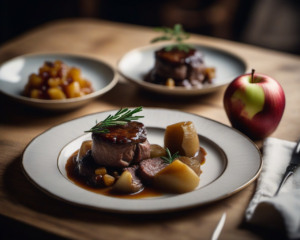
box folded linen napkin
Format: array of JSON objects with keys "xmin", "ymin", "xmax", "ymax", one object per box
[{"xmin": 245, "ymin": 138, "xmax": 300, "ymax": 239}]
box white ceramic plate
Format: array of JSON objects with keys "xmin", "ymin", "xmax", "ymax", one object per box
[
  {"xmin": 0, "ymin": 53, "xmax": 118, "ymax": 110},
  {"xmin": 22, "ymin": 108, "xmax": 262, "ymax": 213},
  {"xmin": 117, "ymin": 44, "xmax": 248, "ymax": 96}
]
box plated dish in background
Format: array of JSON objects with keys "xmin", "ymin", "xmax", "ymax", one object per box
[
  {"xmin": 117, "ymin": 44, "xmax": 247, "ymax": 96},
  {"xmin": 0, "ymin": 53, "xmax": 117, "ymax": 110},
  {"xmin": 22, "ymin": 108, "xmax": 262, "ymax": 213},
  {"xmin": 145, "ymin": 24, "xmax": 216, "ymax": 88},
  {"xmin": 23, "ymin": 60, "xmax": 94, "ymax": 100}
]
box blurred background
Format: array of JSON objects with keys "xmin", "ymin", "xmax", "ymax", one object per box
[{"xmin": 0, "ymin": 0, "xmax": 299, "ymax": 55}]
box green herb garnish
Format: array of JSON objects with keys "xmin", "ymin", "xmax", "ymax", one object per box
[
  {"xmin": 84, "ymin": 107, "xmax": 144, "ymax": 134},
  {"xmin": 150, "ymin": 24, "xmax": 194, "ymax": 53},
  {"xmin": 161, "ymin": 148, "xmax": 180, "ymax": 164}
]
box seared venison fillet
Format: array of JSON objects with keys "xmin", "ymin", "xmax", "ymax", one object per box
[
  {"xmin": 138, "ymin": 158, "xmax": 169, "ymax": 185},
  {"xmin": 92, "ymin": 122, "xmax": 151, "ymax": 167},
  {"xmin": 145, "ymin": 48, "xmax": 206, "ymax": 87}
]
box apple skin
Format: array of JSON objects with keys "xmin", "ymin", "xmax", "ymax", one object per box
[{"xmin": 223, "ymin": 72, "xmax": 285, "ymax": 140}]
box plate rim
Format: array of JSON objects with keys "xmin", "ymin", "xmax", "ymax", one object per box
[
  {"xmin": 0, "ymin": 51, "xmax": 119, "ymax": 104},
  {"xmin": 116, "ymin": 43, "xmax": 250, "ymax": 94},
  {"xmin": 21, "ymin": 108, "xmax": 263, "ymax": 214}
]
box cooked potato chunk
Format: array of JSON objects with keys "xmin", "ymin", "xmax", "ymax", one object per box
[
  {"xmin": 153, "ymin": 159, "xmax": 200, "ymax": 193},
  {"xmin": 113, "ymin": 171, "xmax": 141, "ymax": 194},
  {"xmin": 77, "ymin": 140, "xmax": 93, "ymax": 161},
  {"xmin": 164, "ymin": 121, "xmax": 200, "ymax": 157},
  {"xmin": 150, "ymin": 144, "xmax": 167, "ymax": 158}
]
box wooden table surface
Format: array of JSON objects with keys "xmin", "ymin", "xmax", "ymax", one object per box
[{"xmin": 0, "ymin": 19, "xmax": 300, "ymax": 240}]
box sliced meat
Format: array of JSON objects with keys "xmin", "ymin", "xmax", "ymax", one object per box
[
  {"xmin": 92, "ymin": 122, "xmax": 151, "ymax": 167},
  {"xmin": 138, "ymin": 158, "xmax": 169, "ymax": 185}
]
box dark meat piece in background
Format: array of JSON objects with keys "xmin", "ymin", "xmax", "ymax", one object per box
[
  {"xmin": 138, "ymin": 158, "xmax": 169, "ymax": 185},
  {"xmin": 92, "ymin": 122, "xmax": 151, "ymax": 167},
  {"xmin": 145, "ymin": 48, "xmax": 206, "ymax": 87}
]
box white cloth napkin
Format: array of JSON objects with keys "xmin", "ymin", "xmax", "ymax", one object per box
[{"xmin": 245, "ymin": 138, "xmax": 300, "ymax": 239}]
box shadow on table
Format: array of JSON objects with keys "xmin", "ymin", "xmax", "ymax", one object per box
[
  {"xmin": 0, "ymin": 94, "xmax": 75, "ymax": 126},
  {"xmin": 0, "ymin": 214, "xmax": 68, "ymax": 240},
  {"xmin": 2, "ymin": 154, "xmax": 289, "ymax": 240},
  {"xmin": 99, "ymin": 81, "xmax": 224, "ymax": 111}
]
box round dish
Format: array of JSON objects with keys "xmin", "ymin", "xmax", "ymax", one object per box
[
  {"xmin": 117, "ymin": 44, "xmax": 248, "ymax": 96},
  {"xmin": 0, "ymin": 53, "xmax": 118, "ymax": 110},
  {"xmin": 22, "ymin": 108, "xmax": 262, "ymax": 213}
]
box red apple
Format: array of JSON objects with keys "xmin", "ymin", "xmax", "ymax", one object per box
[{"xmin": 223, "ymin": 70, "xmax": 285, "ymax": 140}]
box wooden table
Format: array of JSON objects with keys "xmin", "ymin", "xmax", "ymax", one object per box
[{"xmin": 0, "ymin": 19, "xmax": 300, "ymax": 240}]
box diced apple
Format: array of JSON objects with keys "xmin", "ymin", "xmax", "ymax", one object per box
[
  {"xmin": 112, "ymin": 171, "xmax": 141, "ymax": 194},
  {"xmin": 77, "ymin": 140, "xmax": 92, "ymax": 161},
  {"xmin": 153, "ymin": 159, "xmax": 200, "ymax": 193},
  {"xmin": 164, "ymin": 121, "xmax": 200, "ymax": 157},
  {"xmin": 103, "ymin": 174, "xmax": 115, "ymax": 187}
]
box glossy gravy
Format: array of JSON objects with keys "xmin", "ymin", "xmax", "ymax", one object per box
[
  {"xmin": 65, "ymin": 151, "xmax": 164, "ymax": 199},
  {"xmin": 65, "ymin": 147, "xmax": 206, "ymax": 199}
]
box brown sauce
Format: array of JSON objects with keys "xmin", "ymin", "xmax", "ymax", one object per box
[
  {"xmin": 198, "ymin": 147, "xmax": 207, "ymax": 165},
  {"xmin": 65, "ymin": 151, "xmax": 163, "ymax": 199},
  {"xmin": 65, "ymin": 146, "xmax": 207, "ymax": 199}
]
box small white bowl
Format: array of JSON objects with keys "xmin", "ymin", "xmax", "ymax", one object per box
[
  {"xmin": 117, "ymin": 44, "xmax": 248, "ymax": 96},
  {"xmin": 0, "ymin": 53, "xmax": 118, "ymax": 110}
]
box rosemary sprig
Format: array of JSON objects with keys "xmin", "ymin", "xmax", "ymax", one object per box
[
  {"xmin": 84, "ymin": 107, "xmax": 144, "ymax": 134},
  {"xmin": 150, "ymin": 24, "xmax": 194, "ymax": 52},
  {"xmin": 161, "ymin": 148, "xmax": 180, "ymax": 164}
]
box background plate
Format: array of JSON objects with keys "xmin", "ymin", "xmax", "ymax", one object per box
[
  {"xmin": 0, "ymin": 53, "xmax": 117, "ymax": 110},
  {"xmin": 117, "ymin": 44, "xmax": 248, "ymax": 96},
  {"xmin": 22, "ymin": 108, "xmax": 262, "ymax": 213}
]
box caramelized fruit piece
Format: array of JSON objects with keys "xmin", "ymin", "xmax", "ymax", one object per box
[
  {"xmin": 164, "ymin": 121, "xmax": 200, "ymax": 157},
  {"xmin": 113, "ymin": 171, "xmax": 141, "ymax": 193},
  {"xmin": 166, "ymin": 78, "xmax": 175, "ymax": 87},
  {"xmin": 30, "ymin": 89, "xmax": 41, "ymax": 99},
  {"xmin": 95, "ymin": 167, "xmax": 107, "ymax": 175},
  {"xmin": 150, "ymin": 144, "xmax": 167, "ymax": 158},
  {"xmin": 29, "ymin": 74, "xmax": 43, "ymax": 88},
  {"xmin": 153, "ymin": 159, "xmax": 200, "ymax": 193},
  {"xmin": 178, "ymin": 156, "xmax": 201, "ymax": 176},
  {"xmin": 103, "ymin": 174, "xmax": 115, "ymax": 187},
  {"xmin": 48, "ymin": 88, "xmax": 66, "ymax": 99}
]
